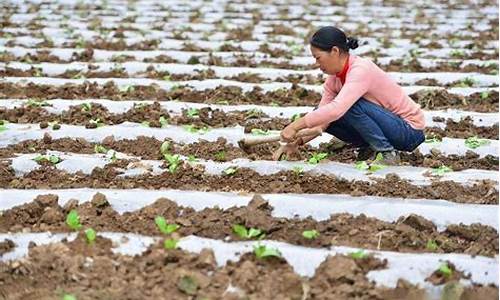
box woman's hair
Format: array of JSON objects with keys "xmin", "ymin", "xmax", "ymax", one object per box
[{"xmin": 310, "ymin": 26, "xmax": 359, "ymax": 52}]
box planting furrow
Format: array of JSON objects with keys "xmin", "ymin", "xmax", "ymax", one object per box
[
  {"xmin": 1, "ymin": 188, "xmax": 497, "ymax": 230},
  {"xmin": 0, "ymin": 192, "xmax": 497, "ymax": 257},
  {"xmin": 1, "ymin": 62, "xmax": 498, "ymax": 87}
]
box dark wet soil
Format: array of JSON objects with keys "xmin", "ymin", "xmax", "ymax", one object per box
[{"xmin": 0, "ymin": 193, "xmax": 497, "ymax": 257}]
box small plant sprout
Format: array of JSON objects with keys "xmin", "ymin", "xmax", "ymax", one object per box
[
  {"xmin": 291, "ymin": 113, "xmax": 301, "ymax": 122},
  {"xmin": 349, "ymin": 250, "xmax": 368, "ymax": 259},
  {"xmin": 187, "ymin": 155, "xmax": 198, "ymax": 162},
  {"xmin": 134, "ymin": 102, "xmax": 148, "ymax": 110},
  {"xmin": 424, "ymin": 135, "xmax": 442, "ymax": 144},
  {"xmin": 454, "ymin": 77, "xmax": 476, "ymax": 88},
  {"xmin": 62, "ymin": 294, "xmax": 77, "ymax": 300},
  {"xmin": 164, "ymin": 238, "xmax": 178, "ymax": 249},
  {"xmin": 66, "ymin": 210, "xmax": 82, "ymax": 231},
  {"xmin": 465, "ymin": 136, "xmax": 490, "ymax": 149},
  {"xmin": 480, "ymin": 91, "xmax": 490, "ymax": 100},
  {"xmin": 308, "ymin": 152, "xmax": 328, "ymax": 165},
  {"xmin": 183, "ymin": 124, "xmax": 209, "ymax": 134},
  {"xmin": 109, "ymin": 150, "xmax": 118, "ymax": 162},
  {"xmin": 450, "ymin": 49, "xmax": 465, "ymax": 58},
  {"xmin": 251, "ymin": 128, "xmax": 270, "ymax": 136},
  {"xmin": 432, "ymin": 165, "xmax": 453, "ymax": 176},
  {"xmin": 223, "ymin": 167, "xmax": 237, "ymax": 176},
  {"xmin": 89, "ymin": 118, "xmax": 104, "ymax": 128},
  {"xmin": 216, "ymin": 99, "xmax": 229, "ymax": 105},
  {"xmin": 215, "ymin": 151, "xmax": 226, "ymax": 161},
  {"xmin": 253, "ymin": 244, "xmax": 282, "ymax": 259},
  {"xmin": 163, "ymin": 153, "xmax": 182, "ymax": 173},
  {"xmin": 48, "ymin": 121, "xmax": 60, "ymax": 130},
  {"xmin": 426, "ymin": 240, "xmax": 439, "ymax": 251},
  {"xmin": 159, "ymin": 116, "xmax": 168, "ymax": 128},
  {"xmin": 85, "ymin": 228, "xmax": 96, "ymax": 244},
  {"xmin": 94, "ymin": 144, "xmax": 108, "ymax": 154},
  {"xmin": 81, "ymin": 102, "xmax": 92, "ymax": 112},
  {"xmin": 186, "ymin": 108, "xmax": 199, "ymax": 118},
  {"xmin": 162, "ymin": 74, "xmax": 171, "ymax": 81},
  {"xmin": 246, "ymin": 108, "xmax": 263, "ymax": 119},
  {"xmin": 302, "ymin": 230, "xmax": 319, "ymax": 239},
  {"xmin": 355, "ymin": 161, "xmax": 369, "ymax": 171},
  {"xmin": 160, "ymin": 141, "xmax": 170, "ymax": 155},
  {"xmin": 233, "ymin": 224, "xmax": 263, "ymax": 239},
  {"xmin": 269, "ymin": 101, "xmax": 280, "ymax": 107},
  {"xmin": 120, "ymin": 85, "xmax": 135, "ymax": 93},
  {"xmin": 293, "ymin": 166, "xmax": 304, "ymax": 176},
  {"xmin": 155, "ymin": 216, "xmax": 180, "ymax": 235},
  {"xmin": 438, "ymin": 262, "xmax": 453, "ymax": 277},
  {"xmin": 141, "ymin": 121, "xmax": 150, "ymax": 127},
  {"xmin": 33, "ymin": 154, "xmax": 61, "ymax": 165},
  {"xmin": 0, "ymin": 121, "xmax": 7, "ymax": 132},
  {"xmin": 26, "ymin": 99, "xmax": 50, "ymax": 107}
]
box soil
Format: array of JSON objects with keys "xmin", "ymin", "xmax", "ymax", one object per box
[
  {"xmin": 0, "ymin": 82, "xmax": 498, "ymax": 112},
  {"xmin": 0, "ymin": 193, "xmax": 497, "ymax": 257},
  {"xmin": 0, "ymin": 163, "xmax": 497, "ymax": 204}
]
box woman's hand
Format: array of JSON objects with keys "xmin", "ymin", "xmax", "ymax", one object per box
[
  {"xmin": 280, "ymin": 124, "xmax": 298, "ymax": 143},
  {"xmin": 272, "ymin": 139, "xmax": 301, "ymax": 161}
]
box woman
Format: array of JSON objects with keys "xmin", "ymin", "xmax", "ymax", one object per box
[{"xmin": 274, "ymin": 26, "xmax": 425, "ymax": 165}]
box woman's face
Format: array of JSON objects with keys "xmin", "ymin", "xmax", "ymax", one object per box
[{"xmin": 310, "ymin": 45, "xmax": 342, "ymax": 75}]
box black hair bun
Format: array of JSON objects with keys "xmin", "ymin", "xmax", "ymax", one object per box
[{"xmin": 346, "ymin": 37, "xmax": 359, "ymax": 50}]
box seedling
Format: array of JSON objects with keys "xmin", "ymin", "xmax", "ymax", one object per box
[
  {"xmin": 48, "ymin": 121, "xmax": 60, "ymax": 130},
  {"xmin": 62, "ymin": 294, "xmax": 77, "ymax": 300},
  {"xmin": 155, "ymin": 216, "xmax": 180, "ymax": 234},
  {"xmin": 437, "ymin": 262, "xmax": 453, "ymax": 277},
  {"xmin": 251, "ymin": 128, "xmax": 270, "ymax": 136},
  {"xmin": 141, "ymin": 121, "xmax": 150, "ymax": 127},
  {"xmin": 178, "ymin": 275, "xmax": 198, "ymax": 295},
  {"xmin": 33, "ymin": 68, "xmax": 43, "ymax": 77},
  {"xmin": 302, "ymin": 230, "xmax": 319, "ymax": 239},
  {"xmin": 308, "ymin": 152, "xmax": 328, "ymax": 165},
  {"xmin": 187, "ymin": 56, "xmax": 200, "ymax": 65},
  {"xmin": 480, "ymin": 91, "xmax": 490, "ymax": 100},
  {"xmin": 26, "ymin": 99, "xmax": 50, "ymax": 107},
  {"xmin": 33, "ymin": 154, "xmax": 61, "ymax": 165},
  {"xmin": 0, "ymin": 122, "xmax": 7, "ymax": 132},
  {"xmin": 450, "ymin": 49, "xmax": 465, "ymax": 58},
  {"xmin": 89, "ymin": 118, "xmax": 104, "ymax": 128},
  {"xmin": 253, "ymin": 244, "xmax": 282, "ymax": 259},
  {"xmin": 134, "ymin": 102, "xmax": 148, "ymax": 110},
  {"xmin": 162, "ymin": 74, "xmax": 171, "ymax": 81},
  {"xmin": 355, "ymin": 161, "xmax": 370, "ymax": 171},
  {"xmin": 216, "ymin": 99, "xmax": 229, "ymax": 105},
  {"xmin": 292, "ymin": 166, "xmax": 304, "ymax": 176},
  {"xmin": 233, "ymin": 224, "xmax": 263, "ymax": 239},
  {"xmin": 164, "ymin": 238, "xmax": 178, "ymax": 249},
  {"xmin": 80, "ymin": 102, "xmax": 92, "ymax": 112},
  {"xmin": 214, "ymin": 151, "xmax": 226, "ymax": 161},
  {"xmin": 246, "ymin": 108, "xmax": 263, "ymax": 119},
  {"xmin": 291, "ymin": 113, "xmax": 301, "ymax": 122},
  {"xmin": 454, "ymin": 77, "xmax": 476, "ymax": 88},
  {"xmin": 85, "ymin": 228, "xmax": 96, "ymax": 244},
  {"xmin": 66, "ymin": 210, "xmax": 82, "ymax": 230},
  {"xmin": 269, "ymin": 101, "xmax": 280, "ymax": 107},
  {"xmin": 186, "ymin": 108, "xmax": 199, "ymax": 118},
  {"xmin": 465, "ymin": 136, "xmax": 490, "ymax": 149},
  {"xmin": 424, "ymin": 135, "xmax": 442, "ymax": 144},
  {"xmin": 432, "ymin": 166, "xmax": 452, "ymax": 176},
  {"xmin": 94, "ymin": 144, "xmax": 108, "ymax": 154},
  {"xmin": 187, "ymin": 155, "xmax": 198, "ymax": 162},
  {"xmin": 159, "ymin": 116, "xmax": 168, "ymax": 128},
  {"xmin": 163, "ymin": 154, "xmax": 182, "ymax": 173},
  {"xmin": 349, "ymin": 250, "xmax": 368, "ymax": 259},
  {"xmin": 160, "ymin": 141, "xmax": 170, "ymax": 155},
  {"xmin": 426, "ymin": 239, "xmax": 438, "ymax": 251},
  {"xmin": 120, "ymin": 85, "xmax": 135, "ymax": 93},
  {"xmin": 223, "ymin": 167, "xmax": 237, "ymax": 176},
  {"xmin": 109, "ymin": 150, "xmax": 117, "ymax": 162},
  {"xmin": 183, "ymin": 124, "xmax": 209, "ymax": 134}
]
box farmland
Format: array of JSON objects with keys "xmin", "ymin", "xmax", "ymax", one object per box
[{"xmin": 0, "ymin": 0, "xmax": 498, "ymax": 299}]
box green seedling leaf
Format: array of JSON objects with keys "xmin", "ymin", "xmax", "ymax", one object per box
[
  {"xmin": 425, "ymin": 135, "xmax": 442, "ymax": 144},
  {"xmin": 187, "ymin": 155, "xmax": 198, "ymax": 162},
  {"xmin": 291, "ymin": 113, "xmax": 301, "ymax": 122},
  {"xmin": 109, "ymin": 150, "xmax": 117, "ymax": 162},
  {"xmin": 369, "ymin": 163, "xmax": 385, "ymax": 172},
  {"xmin": 0, "ymin": 124, "xmax": 6, "ymax": 132},
  {"xmin": 269, "ymin": 101, "xmax": 280, "ymax": 107},
  {"xmin": 178, "ymin": 275, "xmax": 198, "ymax": 295},
  {"xmin": 349, "ymin": 250, "xmax": 368, "ymax": 259},
  {"xmin": 66, "ymin": 210, "xmax": 82, "ymax": 230},
  {"xmin": 33, "ymin": 154, "xmax": 61, "ymax": 164},
  {"xmin": 432, "ymin": 166, "xmax": 452, "ymax": 176},
  {"xmin": 465, "ymin": 136, "xmax": 490, "ymax": 149},
  {"xmin": 253, "ymin": 244, "xmax": 282, "ymax": 259},
  {"xmin": 164, "ymin": 238, "xmax": 178, "ymax": 249},
  {"xmin": 292, "ymin": 166, "xmax": 304, "ymax": 176},
  {"xmin": 251, "ymin": 128, "xmax": 270, "ymax": 136},
  {"xmin": 159, "ymin": 116, "xmax": 168, "ymax": 128},
  {"xmin": 63, "ymin": 295, "xmax": 77, "ymax": 300},
  {"xmin": 120, "ymin": 85, "xmax": 135, "ymax": 93},
  {"xmin": 141, "ymin": 121, "xmax": 150, "ymax": 127},
  {"xmin": 302, "ymin": 230, "xmax": 319, "ymax": 239},
  {"xmin": 216, "ymin": 99, "xmax": 229, "ymax": 105},
  {"xmin": 246, "ymin": 108, "xmax": 263, "ymax": 119},
  {"xmin": 355, "ymin": 161, "xmax": 369, "ymax": 171},
  {"xmin": 308, "ymin": 152, "xmax": 328, "ymax": 165},
  {"xmin": 155, "ymin": 216, "xmax": 180, "ymax": 234},
  {"xmin": 162, "ymin": 74, "xmax": 171, "ymax": 81},
  {"xmin": 426, "ymin": 240, "xmax": 438, "ymax": 251},
  {"xmin": 223, "ymin": 167, "xmax": 237, "ymax": 176},
  {"xmin": 26, "ymin": 99, "xmax": 50, "ymax": 107},
  {"xmin": 480, "ymin": 91, "xmax": 490, "ymax": 100},
  {"xmin": 85, "ymin": 228, "xmax": 96, "ymax": 244},
  {"xmin": 214, "ymin": 151, "xmax": 226, "ymax": 161},
  {"xmin": 81, "ymin": 102, "xmax": 92, "ymax": 112},
  {"xmin": 89, "ymin": 118, "xmax": 104, "ymax": 127},
  {"xmin": 186, "ymin": 108, "xmax": 199, "ymax": 118},
  {"xmin": 438, "ymin": 262, "xmax": 453, "ymax": 277},
  {"xmin": 160, "ymin": 141, "xmax": 170, "ymax": 155},
  {"xmin": 233, "ymin": 224, "xmax": 263, "ymax": 239},
  {"xmin": 163, "ymin": 153, "xmax": 181, "ymax": 173},
  {"xmin": 94, "ymin": 144, "xmax": 108, "ymax": 154}
]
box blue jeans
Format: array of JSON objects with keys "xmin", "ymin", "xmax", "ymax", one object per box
[{"xmin": 323, "ymin": 98, "xmax": 425, "ymax": 152}]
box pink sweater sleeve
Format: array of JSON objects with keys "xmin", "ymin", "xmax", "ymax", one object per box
[
  {"xmin": 317, "ymin": 75, "xmax": 338, "ymax": 108},
  {"xmin": 304, "ymin": 64, "xmax": 372, "ymax": 128}
]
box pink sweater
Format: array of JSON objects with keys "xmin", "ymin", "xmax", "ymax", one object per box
[{"xmin": 304, "ymin": 55, "xmax": 425, "ymax": 130}]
